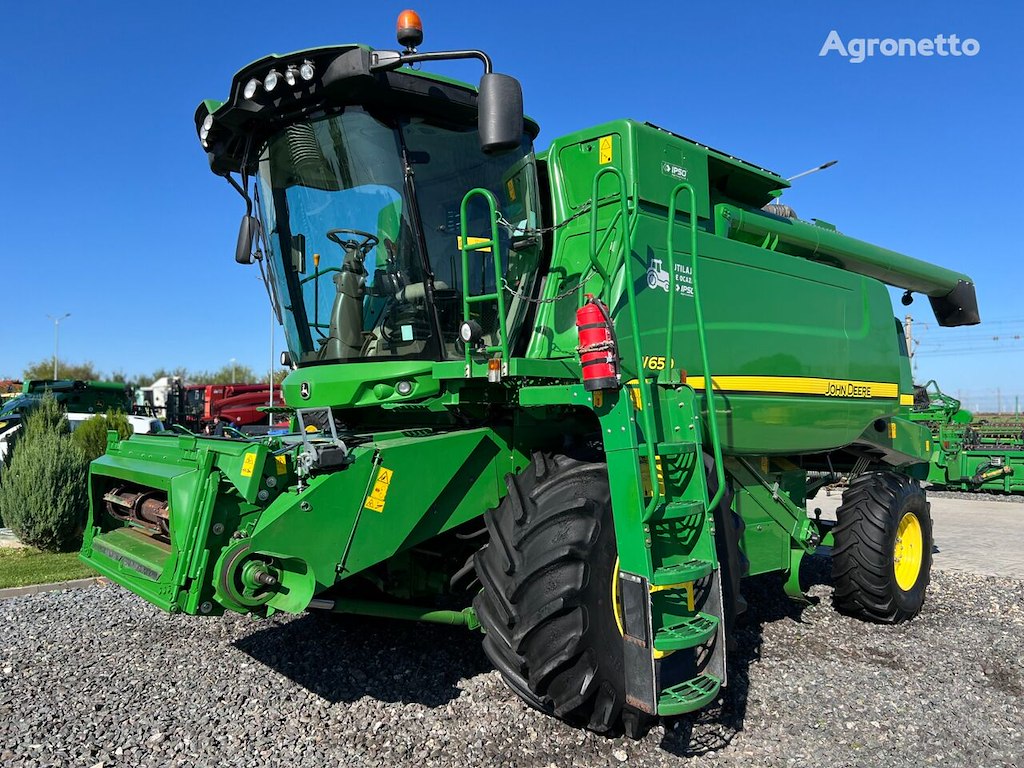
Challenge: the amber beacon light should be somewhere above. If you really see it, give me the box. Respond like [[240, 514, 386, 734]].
[[396, 10, 423, 50]]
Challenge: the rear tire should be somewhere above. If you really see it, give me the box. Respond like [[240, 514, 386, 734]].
[[472, 452, 651, 735], [832, 471, 932, 623]]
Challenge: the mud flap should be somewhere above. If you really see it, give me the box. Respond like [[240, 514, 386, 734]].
[[702, 568, 728, 686], [619, 570, 657, 714]]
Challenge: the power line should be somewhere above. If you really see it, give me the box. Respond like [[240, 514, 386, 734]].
[[921, 348, 1024, 358]]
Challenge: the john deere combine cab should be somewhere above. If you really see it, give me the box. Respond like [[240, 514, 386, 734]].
[[81, 13, 980, 736]]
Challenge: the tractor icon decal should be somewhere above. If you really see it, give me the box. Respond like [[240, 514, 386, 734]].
[[647, 257, 694, 297], [647, 258, 670, 291]]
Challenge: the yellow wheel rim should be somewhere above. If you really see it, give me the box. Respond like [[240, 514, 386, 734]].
[[893, 512, 924, 591], [611, 557, 625, 636]]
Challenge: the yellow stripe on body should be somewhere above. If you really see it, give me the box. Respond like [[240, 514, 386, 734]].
[[686, 375, 899, 399], [900, 394, 916, 406]]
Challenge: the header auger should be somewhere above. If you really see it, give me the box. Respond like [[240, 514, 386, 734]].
[[82, 11, 979, 738]]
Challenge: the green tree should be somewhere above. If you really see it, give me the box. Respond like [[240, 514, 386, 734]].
[[145, 366, 190, 384], [23, 390, 69, 441], [0, 393, 88, 551], [191, 363, 257, 385], [23, 359, 103, 381], [71, 410, 134, 463]]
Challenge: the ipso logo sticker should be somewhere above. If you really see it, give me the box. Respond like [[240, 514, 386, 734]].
[[661, 162, 688, 180], [820, 30, 980, 64], [647, 257, 694, 297]]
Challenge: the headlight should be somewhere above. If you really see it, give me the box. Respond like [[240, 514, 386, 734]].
[[264, 69, 280, 92], [201, 114, 214, 132], [460, 320, 483, 344], [299, 60, 315, 81], [243, 78, 259, 99], [284, 66, 297, 87]]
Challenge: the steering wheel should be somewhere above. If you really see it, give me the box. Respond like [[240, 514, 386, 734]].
[[326, 228, 379, 256]]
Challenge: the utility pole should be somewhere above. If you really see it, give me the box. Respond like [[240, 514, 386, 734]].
[[269, 305, 275, 413], [230, 358, 236, 384], [47, 313, 71, 380], [903, 314, 919, 377]]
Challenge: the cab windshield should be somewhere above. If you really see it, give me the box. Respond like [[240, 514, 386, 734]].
[[256, 108, 540, 365]]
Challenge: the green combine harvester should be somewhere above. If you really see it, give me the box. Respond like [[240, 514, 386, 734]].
[[911, 381, 1023, 494], [1, 379, 133, 418], [81, 12, 980, 736]]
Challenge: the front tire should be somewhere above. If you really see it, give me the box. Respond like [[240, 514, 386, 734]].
[[472, 452, 647, 735], [832, 471, 933, 623]]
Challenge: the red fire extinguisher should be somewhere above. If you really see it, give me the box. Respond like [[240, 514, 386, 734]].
[[576, 294, 619, 391]]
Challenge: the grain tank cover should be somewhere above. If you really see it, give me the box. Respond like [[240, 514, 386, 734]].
[[644, 122, 789, 209]]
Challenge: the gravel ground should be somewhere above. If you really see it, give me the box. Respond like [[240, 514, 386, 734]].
[[1, 564, 1021, 768]]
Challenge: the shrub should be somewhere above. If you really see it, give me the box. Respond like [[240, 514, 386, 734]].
[[71, 410, 134, 463], [1, 391, 69, 529], [23, 391, 69, 441], [0, 399, 88, 552]]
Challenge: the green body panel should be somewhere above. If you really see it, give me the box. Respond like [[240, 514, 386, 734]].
[[726, 457, 815, 576], [244, 427, 522, 605], [527, 120, 927, 458], [280, 361, 440, 409]]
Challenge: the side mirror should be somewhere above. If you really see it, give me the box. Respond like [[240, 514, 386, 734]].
[[478, 73, 524, 154], [236, 215, 260, 264]]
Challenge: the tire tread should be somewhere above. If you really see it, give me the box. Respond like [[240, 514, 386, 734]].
[[831, 471, 932, 624], [473, 452, 641, 734]]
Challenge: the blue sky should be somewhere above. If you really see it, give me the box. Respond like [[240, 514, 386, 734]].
[[1, 2, 1021, 408]]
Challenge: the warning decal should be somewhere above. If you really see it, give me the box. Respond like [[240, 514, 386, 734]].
[[365, 467, 394, 513], [240, 452, 258, 478]]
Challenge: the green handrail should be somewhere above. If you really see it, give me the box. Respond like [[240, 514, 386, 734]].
[[588, 166, 663, 520], [667, 183, 725, 511], [459, 188, 510, 372], [587, 169, 630, 304], [576, 206, 625, 310]]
